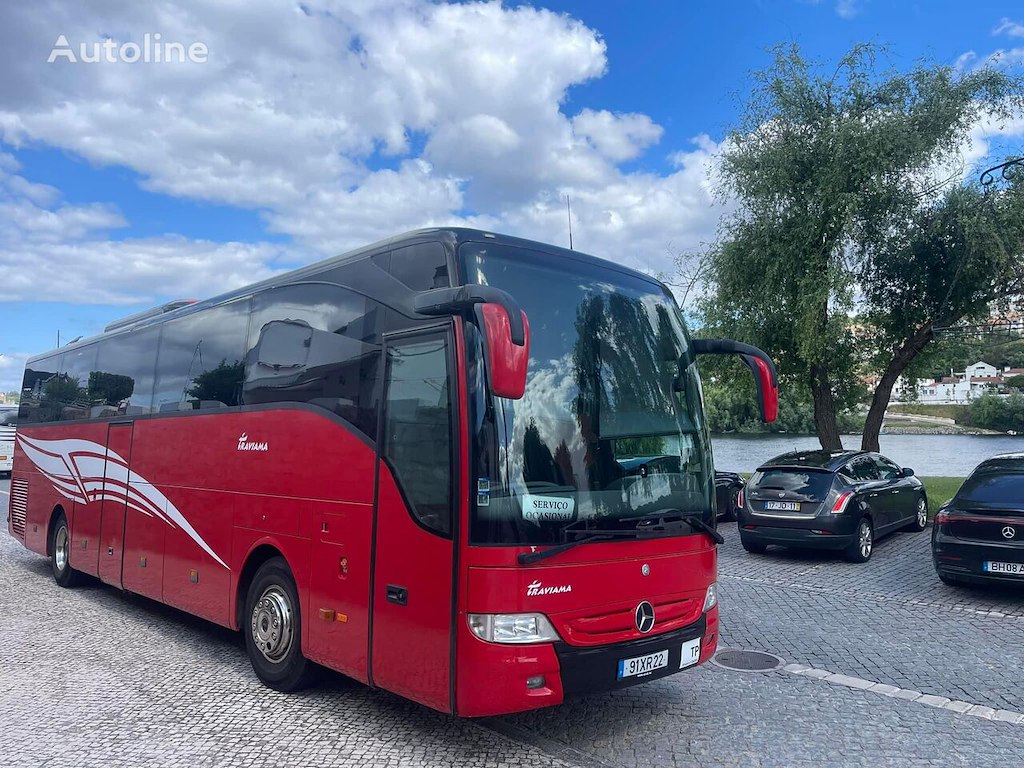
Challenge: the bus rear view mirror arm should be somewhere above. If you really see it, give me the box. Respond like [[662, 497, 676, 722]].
[[686, 338, 780, 423], [414, 285, 526, 346]]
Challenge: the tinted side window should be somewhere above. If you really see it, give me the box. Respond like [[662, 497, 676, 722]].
[[245, 283, 382, 439], [873, 456, 901, 481], [154, 299, 250, 412], [845, 457, 879, 482], [92, 326, 160, 417], [381, 242, 450, 292], [19, 355, 63, 424], [383, 336, 452, 536], [58, 345, 99, 421]]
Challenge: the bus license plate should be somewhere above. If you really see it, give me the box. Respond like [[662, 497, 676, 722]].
[[618, 649, 668, 679], [984, 561, 1024, 575]]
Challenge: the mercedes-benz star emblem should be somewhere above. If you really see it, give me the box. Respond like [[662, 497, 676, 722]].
[[1002, 526, 1016, 540], [635, 601, 656, 633]]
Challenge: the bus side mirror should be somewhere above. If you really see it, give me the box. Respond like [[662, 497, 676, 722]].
[[414, 284, 530, 400], [480, 304, 530, 399], [690, 338, 779, 423]]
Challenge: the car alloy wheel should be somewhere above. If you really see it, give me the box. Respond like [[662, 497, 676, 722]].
[[858, 521, 872, 559], [916, 499, 927, 528]]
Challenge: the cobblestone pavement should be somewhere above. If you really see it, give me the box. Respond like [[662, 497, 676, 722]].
[[715, 523, 1024, 712], [3, 477, 1024, 767]]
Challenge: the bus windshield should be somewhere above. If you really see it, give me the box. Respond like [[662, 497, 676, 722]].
[[462, 242, 712, 546]]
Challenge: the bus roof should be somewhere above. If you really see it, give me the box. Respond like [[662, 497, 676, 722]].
[[26, 228, 668, 364]]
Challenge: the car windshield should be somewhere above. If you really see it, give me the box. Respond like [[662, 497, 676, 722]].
[[955, 470, 1024, 508], [461, 242, 712, 546]]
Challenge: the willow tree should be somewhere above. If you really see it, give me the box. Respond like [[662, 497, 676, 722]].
[[701, 43, 1023, 450], [859, 177, 1024, 451]]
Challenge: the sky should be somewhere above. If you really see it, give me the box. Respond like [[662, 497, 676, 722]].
[[1, 0, 1023, 393]]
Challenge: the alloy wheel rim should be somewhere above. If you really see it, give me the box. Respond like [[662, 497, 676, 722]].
[[859, 523, 872, 558], [917, 500, 927, 527], [54, 525, 68, 572], [251, 585, 294, 663]]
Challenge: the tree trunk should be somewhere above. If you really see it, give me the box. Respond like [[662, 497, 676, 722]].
[[861, 324, 935, 452], [809, 363, 843, 450]]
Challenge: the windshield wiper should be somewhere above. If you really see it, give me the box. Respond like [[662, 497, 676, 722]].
[[517, 531, 635, 566], [518, 510, 723, 566], [632, 509, 725, 545]]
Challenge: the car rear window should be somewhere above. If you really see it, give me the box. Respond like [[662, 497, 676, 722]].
[[750, 468, 834, 500], [956, 471, 1024, 507]]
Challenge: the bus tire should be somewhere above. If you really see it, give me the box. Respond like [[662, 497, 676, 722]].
[[49, 511, 84, 588], [244, 557, 316, 692]]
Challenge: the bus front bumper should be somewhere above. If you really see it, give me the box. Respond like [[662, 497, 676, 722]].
[[456, 607, 718, 717]]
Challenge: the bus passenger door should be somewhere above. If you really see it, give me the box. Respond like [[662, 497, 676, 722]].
[[371, 330, 457, 713], [98, 421, 133, 588]]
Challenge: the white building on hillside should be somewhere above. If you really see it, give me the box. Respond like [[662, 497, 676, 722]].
[[904, 361, 1024, 404]]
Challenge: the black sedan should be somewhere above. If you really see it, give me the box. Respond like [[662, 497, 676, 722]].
[[714, 471, 744, 522], [737, 450, 927, 562], [932, 453, 1024, 587]]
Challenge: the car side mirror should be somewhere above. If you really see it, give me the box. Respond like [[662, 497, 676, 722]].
[[903, 467, 915, 477]]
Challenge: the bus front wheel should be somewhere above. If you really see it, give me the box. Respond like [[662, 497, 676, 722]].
[[244, 557, 316, 692], [49, 511, 84, 588]]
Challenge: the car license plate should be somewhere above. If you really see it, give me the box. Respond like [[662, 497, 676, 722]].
[[984, 561, 1024, 575], [764, 501, 799, 511], [618, 649, 669, 679], [680, 637, 701, 669]]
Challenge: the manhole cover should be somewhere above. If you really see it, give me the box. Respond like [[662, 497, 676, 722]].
[[711, 648, 784, 672]]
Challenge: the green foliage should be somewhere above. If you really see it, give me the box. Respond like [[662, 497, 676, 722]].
[[186, 360, 244, 406], [920, 477, 965, 516], [43, 374, 85, 404], [699, 42, 1024, 449], [887, 403, 967, 422], [702, 381, 864, 434], [88, 371, 135, 406], [1006, 375, 1024, 390], [960, 393, 1024, 432]]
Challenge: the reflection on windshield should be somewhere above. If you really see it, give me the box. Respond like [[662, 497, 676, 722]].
[[464, 243, 713, 545]]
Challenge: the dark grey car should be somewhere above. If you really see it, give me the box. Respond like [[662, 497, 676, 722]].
[[737, 450, 928, 562]]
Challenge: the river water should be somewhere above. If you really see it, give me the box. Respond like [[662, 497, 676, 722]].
[[710, 433, 1024, 476]]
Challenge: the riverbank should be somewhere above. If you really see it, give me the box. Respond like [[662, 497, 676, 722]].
[[710, 433, 1024, 476]]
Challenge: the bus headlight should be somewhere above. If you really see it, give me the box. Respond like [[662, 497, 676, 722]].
[[703, 583, 719, 612], [467, 613, 561, 644]]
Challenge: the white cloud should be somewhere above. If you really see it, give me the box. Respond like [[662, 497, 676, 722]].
[[993, 18, 1024, 37], [0, 0, 730, 307], [572, 109, 663, 163], [835, 0, 861, 19], [0, 352, 32, 394]]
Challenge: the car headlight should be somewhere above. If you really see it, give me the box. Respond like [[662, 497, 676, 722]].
[[703, 582, 719, 612], [467, 613, 561, 644]]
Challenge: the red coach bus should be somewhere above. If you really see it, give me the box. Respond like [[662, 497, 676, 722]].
[[8, 229, 777, 716]]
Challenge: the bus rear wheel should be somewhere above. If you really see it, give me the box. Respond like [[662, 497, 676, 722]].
[[244, 557, 316, 692], [49, 511, 84, 588]]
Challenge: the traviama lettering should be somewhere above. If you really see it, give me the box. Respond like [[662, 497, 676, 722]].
[[236, 433, 268, 452], [526, 579, 573, 597]]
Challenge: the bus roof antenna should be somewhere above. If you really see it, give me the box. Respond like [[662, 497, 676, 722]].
[[566, 195, 573, 250]]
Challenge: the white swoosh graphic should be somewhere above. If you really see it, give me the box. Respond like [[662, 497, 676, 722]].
[[16, 434, 228, 568]]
